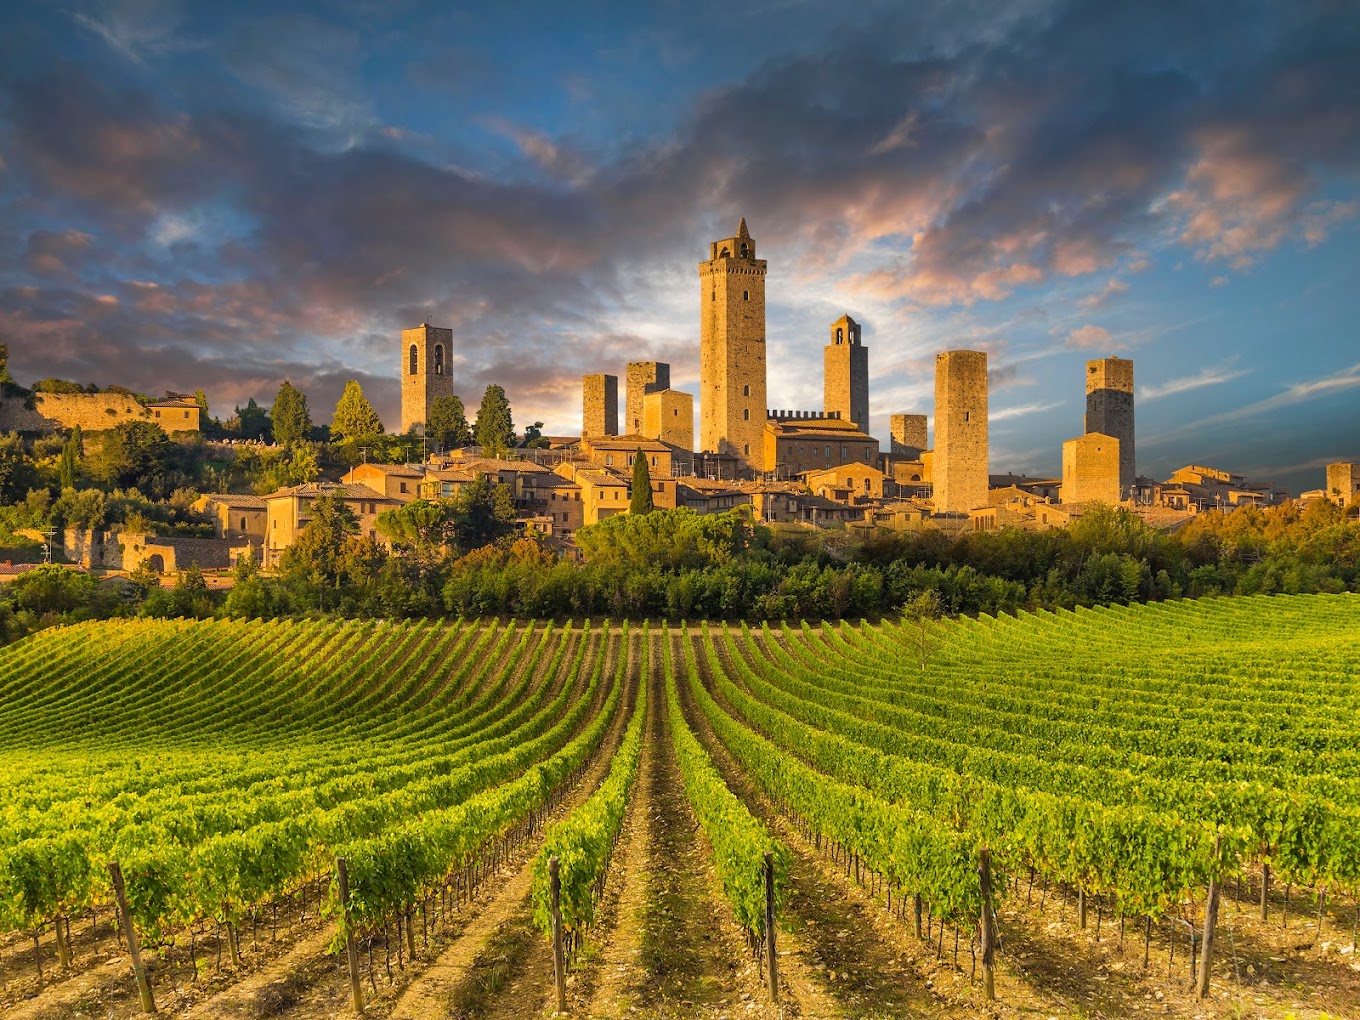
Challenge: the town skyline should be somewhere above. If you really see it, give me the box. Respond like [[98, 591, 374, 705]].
[[1, 0, 1358, 492]]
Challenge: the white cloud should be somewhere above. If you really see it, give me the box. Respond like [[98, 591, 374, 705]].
[[990, 399, 1064, 422], [1066, 324, 1111, 349], [1172, 362, 1360, 432], [1139, 360, 1250, 402]]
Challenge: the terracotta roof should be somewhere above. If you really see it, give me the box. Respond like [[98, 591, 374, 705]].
[[348, 463, 425, 478], [201, 493, 267, 509], [260, 482, 395, 502]]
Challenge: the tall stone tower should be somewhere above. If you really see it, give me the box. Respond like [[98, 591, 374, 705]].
[[1062, 433, 1121, 504], [699, 218, 767, 473], [626, 362, 670, 435], [401, 324, 455, 434], [890, 414, 928, 458], [1084, 357, 1134, 495], [933, 350, 988, 513], [824, 314, 869, 432], [582, 374, 618, 438]]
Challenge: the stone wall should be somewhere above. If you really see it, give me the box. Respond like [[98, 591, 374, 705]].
[[1062, 433, 1121, 505], [889, 413, 928, 458], [1327, 462, 1360, 507], [824, 315, 869, 432], [400, 324, 455, 433], [582, 373, 619, 438], [933, 350, 988, 512], [626, 362, 669, 435], [642, 389, 693, 451], [0, 393, 167, 433]]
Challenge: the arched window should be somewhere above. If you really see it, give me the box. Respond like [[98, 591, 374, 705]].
[[743, 409, 750, 421], [740, 242, 748, 257], [433, 344, 444, 376], [836, 327, 844, 344], [719, 247, 730, 258], [240, 516, 247, 532], [409, 344, 418, 375], [742, 385, 750, 396], [743, 290, 749, 301]]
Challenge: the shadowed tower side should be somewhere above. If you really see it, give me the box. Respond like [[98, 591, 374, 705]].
[[699, 217, 767, 473], [1084, 357, 1134, 495], [824, 314, 869, 432], [401, 324, 455, 434], [933, 350, 988, 513], [626, 362, 670, 435], [582, 374, 618, 438]]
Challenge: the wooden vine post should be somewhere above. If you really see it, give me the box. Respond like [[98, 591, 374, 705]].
[[108, 861, 157, 1014], [979, 847, 997, 1001], [764, 850, 779, 999], [335, 856, 364, 1015], [550, 856, 567, 1014], [1196, 836, 1223, 999]]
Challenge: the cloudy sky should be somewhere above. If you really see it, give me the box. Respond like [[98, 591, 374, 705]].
[[1, 0, 1357, 491]]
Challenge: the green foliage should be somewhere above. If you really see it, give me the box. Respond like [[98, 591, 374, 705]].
[[229, 397, 272, 442], [473, 385, 514, 455], [58, 425, 81, 490], [8, 565, 98, 615], [630, 451, 653, 515], [278, 493, 358, 588], [0, 433, 40, 504], [271, 381, 312, 447], [330, 380, 385, 441], [30, 378, 94, 395], [92, 421, 195, 500], [426, 394, 472, 451], [577, 507, 760, 572]]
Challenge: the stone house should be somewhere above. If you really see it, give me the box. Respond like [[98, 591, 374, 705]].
[[261, 482, 399, 567]]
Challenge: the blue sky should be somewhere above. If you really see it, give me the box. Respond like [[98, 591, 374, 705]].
[[1, 0, 1357, 492]]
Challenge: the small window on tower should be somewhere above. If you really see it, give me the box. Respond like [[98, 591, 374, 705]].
[[409, 345, 418, 375], [743, 290, 749, 301], [711, 290, 716, 302], [743, 409, 750, 421], [965, 411, 970, 423], [434, 345, 444, 376], [837, 328, 844, 344], [744, 444, 750, 455], [740, 242, 748, 257]]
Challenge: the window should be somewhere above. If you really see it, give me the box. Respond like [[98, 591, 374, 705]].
[[740, 242, 748, 257], [605, 454, 613, 466], [836, 327, 844, 344], [841, 446, 847, 459], [743, 290, 749, 301], [409, 344, 418, 375], [742, 385, 750, 396], [712, 289, 716, 302], [400, 482, 408, 493], [651, 456, 657, 467], [744, 444, 750, 455], [964, 411, 970, 423], [865, 447, 871, 459], [240, 517, 247, 531], [433, 344, 444, 376], [743, 409, 750, 421]]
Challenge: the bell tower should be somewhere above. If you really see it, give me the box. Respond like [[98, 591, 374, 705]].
[[401, 323, 455, 434], [699, 217, 767, 473]]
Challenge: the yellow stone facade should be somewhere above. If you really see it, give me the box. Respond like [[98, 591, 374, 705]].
[[401, 324, 455, 434], [626, 362, 669, 435], [824, 314, 869, 432], [699, 218, 767, 473], [1062, 432, 1121, 505], [582, 373, 619, 438], [642, 389, 694, 451], [933, 350, 989, 513]]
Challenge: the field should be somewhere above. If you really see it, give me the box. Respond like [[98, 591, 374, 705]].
[[1, 595, 1358, 1019]]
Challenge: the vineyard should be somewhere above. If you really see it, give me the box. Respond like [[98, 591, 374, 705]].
[[0, 595, 1358, 1019]]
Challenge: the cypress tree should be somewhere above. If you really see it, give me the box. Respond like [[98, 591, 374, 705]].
[[630, 449, 654, 515], [271, 380, 313, 446], [331, 380, 385, 441], [474, 385, 515, 455]]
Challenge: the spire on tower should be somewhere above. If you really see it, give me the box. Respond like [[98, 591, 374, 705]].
[[737, 217, 749, 238]]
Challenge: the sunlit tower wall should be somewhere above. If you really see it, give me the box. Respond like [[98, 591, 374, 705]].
[[626, 362, 670, 435], [890, 413, 928, 458], [582, 373, 618, 439], [824, 314, 869, 432], [1084, 357, 1135, 495], [1062, 432, 1121, 504], [933, 350, 988, 512], [643, 389, 694, 451], [401, 323, 455, 434], [699, 217, 767, 473]]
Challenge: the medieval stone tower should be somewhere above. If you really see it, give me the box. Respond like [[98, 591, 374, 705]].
[[824, 314, 869, 432], [401, 324, 455, 434], [627, 362, 670, 435], [699, 218, 767, 473], [582, 374, 618, 438], [1084, 357, 1134, 495], [890, 414, 928, 458], [933, 350, 989, 513]]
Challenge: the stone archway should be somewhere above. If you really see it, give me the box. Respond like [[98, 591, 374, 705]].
[[146, 553, 165, 573]]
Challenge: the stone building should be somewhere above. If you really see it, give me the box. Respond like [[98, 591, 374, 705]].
[[933, 350, 989, 513], [195, 494, 267, 543], [699, 218, 767, 473], [0, 392, 202, 434], [401, 323, 455, 434], [579, 434, 691, 479], [1061, 433, 1121, 505], [762, 415, 880, 480], [824, 315, 869, 432], [1326, 463, 1360, 508], [262, 482, 399, 567], [343, 462, 425, 502], [804, 462, 888, 501], [626, 362, 670, 435], [642, 389, 694, 451], [890, 414, 927, 459], [1084, 357, 1135, 495], [582, 374, 619, 438]]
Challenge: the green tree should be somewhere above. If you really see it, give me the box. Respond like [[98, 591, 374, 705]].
[[224, 549, 272, 619], [0, 343, 11, 384], [426, 395, 472, 451], [331, 380, 385, 441], [231, 398, 272, 442], [96, 421, 182, 498], [474, 385, 515, 456], [376, 498, 459, 555], [630, 450, 654, 515], [0, 433, 38, 504], [278, 493, 358, 587], [453, 475, 517, 551], [521, 421, 548, 448], [58, 425, 82, 490], [901, 588, 944, 670], [10, 565, 97, 615], [271, 381, 312, 447]]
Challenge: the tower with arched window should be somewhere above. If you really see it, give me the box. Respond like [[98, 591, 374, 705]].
[[699, 217, 767, 473], [824, 314, 869, 432], [400, 323, 455, 435]]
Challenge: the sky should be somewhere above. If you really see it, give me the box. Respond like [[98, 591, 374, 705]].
[[0, 0, 1357, 494]]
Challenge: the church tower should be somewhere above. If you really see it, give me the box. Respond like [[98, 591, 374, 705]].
[[699, 217, 767, 473], [824, 314, 869, 432], [401, 323, 455, 434]]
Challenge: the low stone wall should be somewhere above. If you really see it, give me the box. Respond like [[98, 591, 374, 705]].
[[0, 394, 200, 434]]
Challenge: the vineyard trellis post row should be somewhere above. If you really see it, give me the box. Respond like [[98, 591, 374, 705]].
[[336, 856, 364, 1015], [1197, 836, 1223, 999], [108, 861, 156, 1015], [979, 847, 996, 1002], [550, 855, 568, 1013], [764, 850, 779, 998]]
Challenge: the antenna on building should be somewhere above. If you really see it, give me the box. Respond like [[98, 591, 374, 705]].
[[41, 526, 57, 565]]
